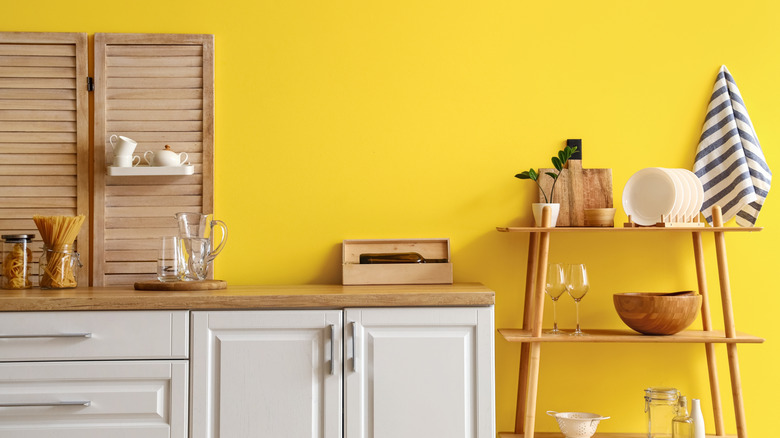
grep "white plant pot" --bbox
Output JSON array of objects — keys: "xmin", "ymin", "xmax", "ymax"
[{"xmin": 532, "ymin": 203, "xmax": 560, "ymax": 227}]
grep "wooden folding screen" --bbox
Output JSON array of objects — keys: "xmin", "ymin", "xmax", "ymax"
[
  {"xmin": 0, "ymin": 32, "xmax": 90, "ymax": 286},
  {"xmin": 93, "ymin": 33, "xmax": 214, "ymax": 286}
]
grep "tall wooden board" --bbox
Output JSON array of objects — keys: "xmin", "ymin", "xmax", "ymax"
[{"xmin": 538, "ymin": 159, "xmax": 613, "ymax": 226}]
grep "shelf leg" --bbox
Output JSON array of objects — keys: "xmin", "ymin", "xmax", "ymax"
[
  {"xmin": 515, "ymin": 232, "xmax": 539, "ymax": 434},
  {"xmin": 523, "ymin": 342, "xmax": 542, "ymax": 437},
  {"xmin": 693, "ymin": 231, "xmax": 725, "ymax": 436},
  {"xmin": 523, "ymin": 207, "xmax": 553, "ymax": 438},
  {"xmin": 712, "ymin": 206, "xmax": 748, "ymax": 438}
]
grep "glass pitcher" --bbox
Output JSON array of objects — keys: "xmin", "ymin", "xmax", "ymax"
[
  {"xmin": 175, "ymin": 212, "xmax": 227, "ymax": 280},
  {"xmin": 645, "ymin": 387, "xmax": 680, "ymax": 438}
]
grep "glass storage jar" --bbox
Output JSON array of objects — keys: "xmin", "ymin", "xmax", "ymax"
[
  {"xmin": 672, "ymin": 396, "xmax": 693, "ymax": 438},
  {"xmin": 1, "ymin": 234, "xmax": 34, "ymax": 289},
  {"xmin": 39, "ymin": 243, "xmax": 81, "ymax": 289},
  {"xmin": 645, "ymin": 387, "xmax": 680, "ymax": 438}
]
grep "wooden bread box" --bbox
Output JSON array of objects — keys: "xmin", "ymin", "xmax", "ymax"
[{"xmin": 342, "ymin": 239, "xmax": 453, "ymax": 285}]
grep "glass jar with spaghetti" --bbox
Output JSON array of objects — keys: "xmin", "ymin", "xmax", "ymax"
[
  {"xmin": 2, "ymin": 234, "xmax": 35, "ymax": 290},
  {"xmin": 39, "ymin": 243, "xmax": 82, "ymax": 289}
]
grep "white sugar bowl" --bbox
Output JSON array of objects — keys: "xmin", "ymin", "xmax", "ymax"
[{"xmin": 144, "ymin": 145, "xmax": 189, "ymax": 167}]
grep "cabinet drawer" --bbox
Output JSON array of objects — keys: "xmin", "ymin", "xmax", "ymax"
[
  {"xmin": 0, "ymin": 360, "xmax": 188, "ymax": 438},
  {"xmin": 0, "ymin": 311, "xmax": 189, "ymax": 361}
]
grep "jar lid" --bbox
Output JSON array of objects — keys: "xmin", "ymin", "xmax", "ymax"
[
  {"xmin": 1, "ymin": 234, "xmax": 34, "ymax": 242},
  {"xmin": 645, "ymin": 387, "xmax": 679, "ymax": 400}
]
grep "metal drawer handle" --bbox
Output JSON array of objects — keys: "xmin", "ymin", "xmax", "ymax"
[
  {"xmin": 351, "ymin": 321, "xmax": 358, "ymax": 373},
  {"xmin": 0, "ymin": 333, "xmax": 92, "ymax": 339},
  {"xmin": 329, "ymin": 324, "xmax": 335, "ymax": 375},
  {"xmin": 0, "ymin": 401, "xmax": 91, "ymax": 407}
]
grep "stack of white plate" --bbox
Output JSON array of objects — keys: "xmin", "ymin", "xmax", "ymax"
[{"xmin": 622, "ymin": 168, "xmax": 704, "ymax": 226}]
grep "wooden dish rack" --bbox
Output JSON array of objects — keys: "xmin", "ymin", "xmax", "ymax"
[{"xmin": 497, "ymin": 205, "xmax": 763, "ymax": 438}]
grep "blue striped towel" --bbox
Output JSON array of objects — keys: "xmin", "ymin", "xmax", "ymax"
[{"xmin": 694, "ymin": 65, "xmax": 771, "ymax": 226}]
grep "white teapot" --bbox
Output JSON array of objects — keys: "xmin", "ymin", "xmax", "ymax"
[{"xmin": 144, "ymin": 145, "xmax": 189, "ymax": 167}]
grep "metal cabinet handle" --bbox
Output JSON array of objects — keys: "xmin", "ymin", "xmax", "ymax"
[
  {"xmin": 351, "ymin": 321, "xmax": 358, "ymax": 373},
  {"xmin": 329, "ymin": 324, "xmax": 335, "ymax": 375},
  {"xmin": 0, "ymin": 333, "xmax": 92, "ymax": 339},
  {"xmin": 0, "ymin": 401, "xmax": 91, "ymax": 407}
]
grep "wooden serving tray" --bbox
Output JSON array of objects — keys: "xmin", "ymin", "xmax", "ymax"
[{"xmin": 134, "ymin": 280, "xmax": 227, "ymax": 291}]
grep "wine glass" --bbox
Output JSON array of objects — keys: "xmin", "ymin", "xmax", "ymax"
[
  {"xmin": 544, "ymin": 263, "xmax": 566, "ymax": 334},
  {"xmin": 566, "ymin": 263, "xmax": 589, "ymax": 336}
]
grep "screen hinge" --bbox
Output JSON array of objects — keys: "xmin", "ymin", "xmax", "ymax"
[{"xmin": 87, "ymin": 77, "xmax": 94, "ymax": 92}]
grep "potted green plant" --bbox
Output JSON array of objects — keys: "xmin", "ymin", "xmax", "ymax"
[{"xmin": 515, "ymin": 144, "xmax": 578, "ymax": 227}]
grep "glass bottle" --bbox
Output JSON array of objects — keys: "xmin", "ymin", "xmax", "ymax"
[
  {"xmin": 645, "ymin": 387, "xmax": 680, "ymax": 438},
  {"xmin": 359, "ymin": 252, "xmax": 448, "ymax": 264},
  {"xmin": 39, "ymin": 243, "xmax": 82, "ymax": 289},
  {"xmin": 1, "ymin": 234, "xmax": 34, "ymax": 289},
  {"xmin": 672, "ymin": 396, "xmax": 693, "ymax": 438}
]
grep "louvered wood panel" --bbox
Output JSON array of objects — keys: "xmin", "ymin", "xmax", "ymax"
[
  {"xmin": 94, "ymin": 33, "xmax": 214, "ymax": 286},
  {"xmin": 0, "ymin": 32, "xmax": 89, "ymax": 286}
]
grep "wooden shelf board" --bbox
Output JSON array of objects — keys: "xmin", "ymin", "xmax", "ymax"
[
  {"xmin": 499, "ymin": 328, "xmax": 764, "ymax": 344},
  {"xmin": 499, "ymin": 433, "xmax": 735, "ymax": 438},
  {"xmin": 497, "ymin": 226, "xmax": 761, "ymax": 233}
]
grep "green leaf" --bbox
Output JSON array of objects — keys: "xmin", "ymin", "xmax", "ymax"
[
  {"xmin": 545, "ymin": 172, "xmax": 558, "ymax": 179},
  {"xmin": 528, "ymin": 168, "xmax": 538, "ymax": 180},
  {"xmin": 515, "ymin": 171, "xmax": 530, "ymax": 179},
  {"xmin": 551, "ymin": 156, "xmax": 562, "ymax": 171},
  {"xmin": 558, "ymin": 150, "xmax": 565, "ymax": 163}
]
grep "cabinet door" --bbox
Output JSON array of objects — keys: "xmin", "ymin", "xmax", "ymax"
[
  {"xmin": 345, "ymin": 307, "xmax": 494, "ymax": 438},
  {"xmin": 0, "ymin": 360, "xmax": 188, "ymax": 438},
  {"xmin": 191, "ymin": 310, "xmax": 342, "ymax": 438}
]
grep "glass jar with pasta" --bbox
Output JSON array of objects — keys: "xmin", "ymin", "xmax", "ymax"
[
  {"xmin": 39, "ymin": 243, "xmax": 82, "ymax": 289},
  {"xmin": 2, "ymin": 234, "xmax": 35, "ymax": 290}
]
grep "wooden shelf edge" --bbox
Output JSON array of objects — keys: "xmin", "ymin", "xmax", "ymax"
[
  {"xmin": 499, "ymin": 433, "xmax": 736, "ymax": 438},
  {"xmin": 496, "ymin": 226, "xmax": 762, "ymax": 233},
  {"xmin": 498, "ymin": 328, "xmax": 765, "ymax": 344}
]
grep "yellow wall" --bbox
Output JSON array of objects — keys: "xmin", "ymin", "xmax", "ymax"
[{"xmin": 5, "ymin": 0, "xmax": 778, "ymax": 434}]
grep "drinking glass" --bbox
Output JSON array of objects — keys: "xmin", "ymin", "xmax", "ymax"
[
  {"xmin": 544, "ymin": 263, "xmax": 567, "ymax": 334},
  {"xmin": 566, "ymin": 263, "xmax": 589, "ymax": 336},
  {"xmin": 158, "ymin": 236, "xmax": 184, "ymax": 282}
]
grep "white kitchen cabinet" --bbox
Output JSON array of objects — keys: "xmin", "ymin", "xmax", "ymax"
[
  {"xmin": 345, "ymin": 307, "xmax": 494, "ymax": 438},
  {"xmin": 0, "ymin": 310, "xmax": 189, "ymax": 362},
  {"xmin": 0, "ymin": 360, "xmax": 188, "ymax": 438},
  {"xmin": 190, "ymin": 310, "xmax": 343, "ymax": 438},
  {"xmin": 190, "ymin": 306, "xmax": 494, "ymax": 438},
  {"xmin": 0, "ymin": 311, "xmax": 190, "ymax": 438}
]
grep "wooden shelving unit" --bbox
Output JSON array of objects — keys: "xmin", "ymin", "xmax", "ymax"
[{"xmin": 498, "ymin": 206, "xmax": 763, "ymax": 438}]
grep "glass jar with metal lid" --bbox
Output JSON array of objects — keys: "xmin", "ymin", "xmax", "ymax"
[
  {"xmin": 645, "ymin": 387, "xmax": 681, "ymax": 438},
  {"xmin": 1, "ymin": 234, "xmax": 35, "ymax": 289}
]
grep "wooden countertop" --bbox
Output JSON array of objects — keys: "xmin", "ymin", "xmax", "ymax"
[{"xmin": 0, "ymin": 283, "xmax": 495, "ymax": 312}]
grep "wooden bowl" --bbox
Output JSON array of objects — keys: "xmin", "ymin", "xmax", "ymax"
[
  {"xmin": 584, "ymin": 208, "xmax": 616, "ymax": 227},
  {"xmin": 613, "ymin": 292, "xmax": 701, "ymax": 335}
]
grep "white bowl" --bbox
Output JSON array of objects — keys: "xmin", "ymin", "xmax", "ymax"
[{"xmin": 547, "ymin": 411, "xmax": 610, "ymax": 438}]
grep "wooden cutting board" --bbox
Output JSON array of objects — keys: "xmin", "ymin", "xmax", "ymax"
[
  {"xmin": 134, "ymin": 280, "xmax": 227, "ymax": 291},
  {"xmin": 538, "ymin": 158, "xmax": 613, "ymax": 227}
]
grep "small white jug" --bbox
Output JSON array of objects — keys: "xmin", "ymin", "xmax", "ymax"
[
  {"xmin": 144, "ymin": 145, "xmax": 189, "ymax": 167},
  {"xmin": 109, "ymin": 134, "xmax": 137, "ymax": 157}
]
